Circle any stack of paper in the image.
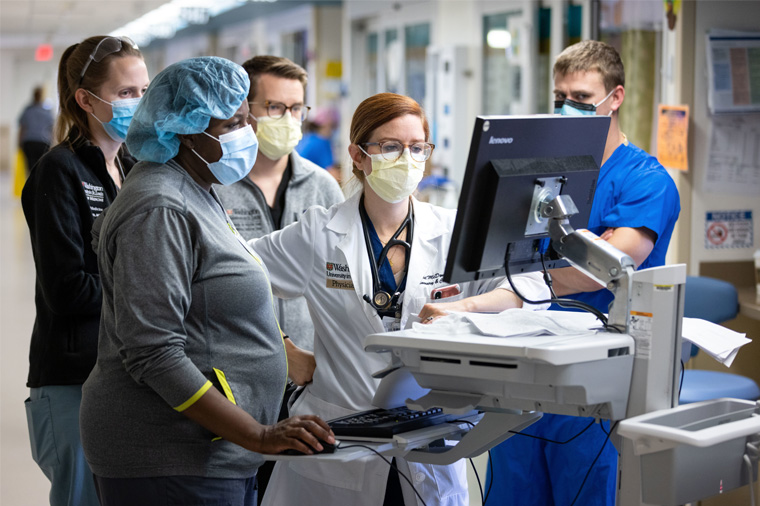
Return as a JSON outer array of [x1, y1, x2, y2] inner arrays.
[[463, 309, 603, 337], [411, 309, 604, 338], [681, 317, 751, 367]]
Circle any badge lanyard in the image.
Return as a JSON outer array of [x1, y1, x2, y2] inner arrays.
[[359, 196, 414, 319]]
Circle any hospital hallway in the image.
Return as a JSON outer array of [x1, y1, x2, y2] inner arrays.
[[0, 171, 50, 505], [2, 2, 758, 501]]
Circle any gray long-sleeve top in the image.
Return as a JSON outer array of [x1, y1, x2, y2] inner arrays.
[[81, 160, 287, 479]]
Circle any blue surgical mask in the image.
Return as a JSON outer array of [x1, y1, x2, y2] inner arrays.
[[192, 125, 258, 185], [554, 88, 615, 116], [87, 90, 140, 142]]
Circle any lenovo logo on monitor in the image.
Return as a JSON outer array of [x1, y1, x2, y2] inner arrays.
[[488, 136, 514, 144]]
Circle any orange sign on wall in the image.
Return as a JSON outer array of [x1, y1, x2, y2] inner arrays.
[[656, 104, 689, 171]]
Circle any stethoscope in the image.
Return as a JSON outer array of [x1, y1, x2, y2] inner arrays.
[[359, 196, 414, 317]]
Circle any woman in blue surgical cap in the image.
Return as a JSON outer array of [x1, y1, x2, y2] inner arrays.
[[21, 35, 148, 506], [79, 56, 333, 506]]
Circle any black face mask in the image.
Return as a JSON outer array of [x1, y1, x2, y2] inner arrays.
[[554, 88, 615, 116], [554, 98, 597, 115]]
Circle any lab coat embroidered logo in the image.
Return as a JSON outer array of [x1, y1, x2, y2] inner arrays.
[[325, 261, 354, 289]]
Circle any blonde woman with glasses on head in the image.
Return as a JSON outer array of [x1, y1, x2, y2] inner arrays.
[[21, 35, 149, 506]]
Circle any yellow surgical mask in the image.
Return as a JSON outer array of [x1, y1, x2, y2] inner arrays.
[[254, 112, 303, 160], [365, 149, 425, 203]]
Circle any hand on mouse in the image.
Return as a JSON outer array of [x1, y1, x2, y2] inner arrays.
[[257, 415, 335, 455]]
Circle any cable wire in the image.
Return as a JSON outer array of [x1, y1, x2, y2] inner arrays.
[[599, 419, 610, 436], [509, 418, 596, 444], [336, 443, 428, 506], [448, 419, 485, 504], [503, 245, 611, 328], [483, 449, 494, 505], [469, 458, 484, 504], [540, 251, 559, 299], [568, 421, 619, 506]]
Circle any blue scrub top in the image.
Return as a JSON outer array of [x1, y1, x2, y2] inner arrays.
[[551, 141, 681, 312], [296, 133, 334, 169], [364, 215, 406, 294]]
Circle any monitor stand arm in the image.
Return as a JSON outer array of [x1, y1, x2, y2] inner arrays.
[[543, 194, 636, 331]]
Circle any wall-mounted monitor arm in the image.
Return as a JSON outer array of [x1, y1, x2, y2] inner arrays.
[[544, 194, 636, 331]]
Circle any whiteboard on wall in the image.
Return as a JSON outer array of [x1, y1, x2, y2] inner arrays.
[[705, 30, 760, 114]]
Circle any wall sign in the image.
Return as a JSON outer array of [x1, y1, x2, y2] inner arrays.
[[656, 104, 689, 171], [704, 210, 754, 249]]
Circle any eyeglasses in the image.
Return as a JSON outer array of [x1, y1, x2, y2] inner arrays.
[[359, 141, 435, 163], [78, 36, 138, 86], [249, 101, 311, 121]]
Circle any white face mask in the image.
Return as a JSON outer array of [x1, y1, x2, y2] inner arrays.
[[364, 149, 425, 203], [254, 112, 303, 160]]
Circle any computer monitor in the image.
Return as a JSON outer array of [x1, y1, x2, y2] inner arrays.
[[444, 115, 610, 284]]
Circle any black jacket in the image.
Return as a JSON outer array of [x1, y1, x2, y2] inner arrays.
[[21, 137, 134, 387]]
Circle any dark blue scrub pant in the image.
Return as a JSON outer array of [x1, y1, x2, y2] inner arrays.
[[485, 414, 617, 506], [94, 475, 258, 506]]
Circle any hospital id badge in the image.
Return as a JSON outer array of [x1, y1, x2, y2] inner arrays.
[[381, 316, 401, 332]]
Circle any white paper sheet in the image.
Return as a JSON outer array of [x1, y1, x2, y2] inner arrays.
[[681, 317, 751, 367], [704, 114, 760, 196], [412, 309, 604, 338]]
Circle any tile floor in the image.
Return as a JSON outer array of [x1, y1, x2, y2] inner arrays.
[[1, 174, 50, 505]]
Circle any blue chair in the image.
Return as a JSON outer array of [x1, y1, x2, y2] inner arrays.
[[679, 276, 760, 403]]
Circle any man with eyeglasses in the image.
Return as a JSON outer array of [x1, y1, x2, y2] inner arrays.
[[214, 55, 343, 503], [217, 55, 343, 355]]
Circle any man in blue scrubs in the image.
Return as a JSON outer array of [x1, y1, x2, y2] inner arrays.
[[486, 40, 681, 506]]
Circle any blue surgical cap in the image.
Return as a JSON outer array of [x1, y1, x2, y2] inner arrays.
[[126, 56, 250, 163]]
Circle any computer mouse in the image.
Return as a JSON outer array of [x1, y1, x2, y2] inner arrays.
[[279, 439, 336, 456]]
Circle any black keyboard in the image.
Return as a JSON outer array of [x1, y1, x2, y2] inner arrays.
[[328, 406, 456, 438]]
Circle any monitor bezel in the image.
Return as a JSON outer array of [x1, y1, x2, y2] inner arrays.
[[443, 114, 610, 284]]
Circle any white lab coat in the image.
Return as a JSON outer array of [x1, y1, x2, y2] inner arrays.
[[253, 192, 549, 506]]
